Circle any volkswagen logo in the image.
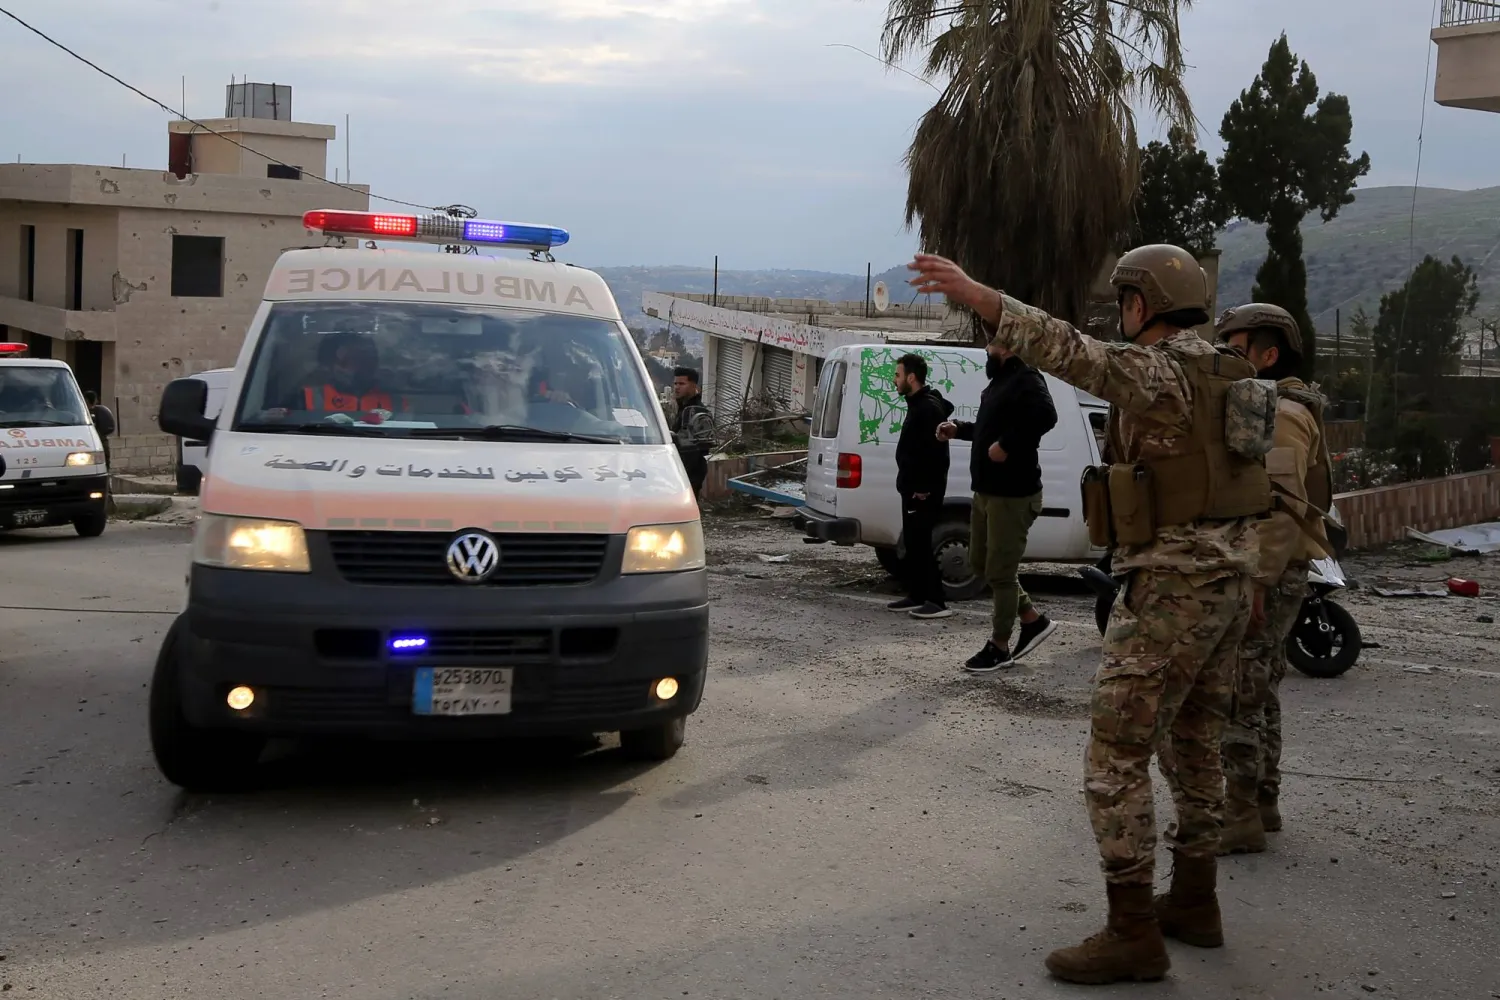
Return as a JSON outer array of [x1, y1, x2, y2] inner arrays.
[[446, 531, 500, 583]]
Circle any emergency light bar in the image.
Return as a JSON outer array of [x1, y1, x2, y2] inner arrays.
[[302, 210, 570, 250], [0, 342, 29, 356]]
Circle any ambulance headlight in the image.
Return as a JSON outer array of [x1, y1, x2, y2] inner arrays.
[[193, 514, 311, 573], [66, 451, 103, 467], [622, 522, 705, 574]]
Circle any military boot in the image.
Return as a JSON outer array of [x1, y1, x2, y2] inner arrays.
[[1153, 852, 1223, 948], [1218, 772, 1268, 855], [1044, 883, 1170, 985], [1259, 793, 1283, 833]]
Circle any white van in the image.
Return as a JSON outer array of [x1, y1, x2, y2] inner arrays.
[[151, 209, 707, 791], [797, 343, 1107, 599], [175, 367, 233, 494], [0, 347, 110, 537]]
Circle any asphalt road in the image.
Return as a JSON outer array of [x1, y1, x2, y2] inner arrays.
[[1, 518, 1496, 999]]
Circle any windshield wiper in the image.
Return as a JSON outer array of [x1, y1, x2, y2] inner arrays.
[[405, 424, 624, 445], [0, 419, 76, 428], [237, 422, 387, 437]]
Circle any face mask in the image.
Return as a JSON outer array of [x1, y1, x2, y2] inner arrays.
[[985, 355, 1007, 380]]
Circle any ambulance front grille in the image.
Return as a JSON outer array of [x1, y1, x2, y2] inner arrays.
[[324, 531, 610, 587]]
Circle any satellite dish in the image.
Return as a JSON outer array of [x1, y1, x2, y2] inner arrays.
[[872, 281, 890, 313]]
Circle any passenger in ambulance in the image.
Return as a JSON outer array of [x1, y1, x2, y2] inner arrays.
[[260, 333, 409, 423]]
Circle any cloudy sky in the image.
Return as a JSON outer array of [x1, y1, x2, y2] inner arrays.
[[2, 0, 1494, 271]]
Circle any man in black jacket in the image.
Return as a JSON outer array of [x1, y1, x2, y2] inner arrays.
[[888, 353, 956, 619], [937, 341, 1060, 672], [671, 367, 715, 499]]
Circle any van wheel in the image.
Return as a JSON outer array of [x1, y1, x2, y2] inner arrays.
[[73, 510, 107, 537], [149, 619, 265, 792], [874, 545, 906, 581], [175, 461, 203, 496], [933, 520, 984, 602], [619, 716, 687, 762]]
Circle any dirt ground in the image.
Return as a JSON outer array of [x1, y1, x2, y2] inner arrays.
[[702, 497, 1500, 914]]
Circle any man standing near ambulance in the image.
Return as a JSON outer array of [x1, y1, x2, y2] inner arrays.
[[1215, 303, 1331, 852], [910, 245, 1273, 985]]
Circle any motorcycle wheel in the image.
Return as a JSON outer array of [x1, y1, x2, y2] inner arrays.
[[1286, 599, 1361, 678]]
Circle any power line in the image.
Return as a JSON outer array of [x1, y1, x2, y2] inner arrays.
[[0, 5, 438, 212]]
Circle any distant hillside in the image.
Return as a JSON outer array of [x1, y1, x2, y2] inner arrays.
[[1217, 185, 1500, 336], [590, 263, 934, 331]]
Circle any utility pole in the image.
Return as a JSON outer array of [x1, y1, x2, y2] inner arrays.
[[712, 256, 719, 307]]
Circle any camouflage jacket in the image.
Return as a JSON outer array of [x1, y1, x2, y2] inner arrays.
[[988, 294, 1258, 578], [1254, 377, 1327, 582]]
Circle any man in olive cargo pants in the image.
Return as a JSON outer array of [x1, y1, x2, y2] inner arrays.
[[937, 341, 1059, 672]]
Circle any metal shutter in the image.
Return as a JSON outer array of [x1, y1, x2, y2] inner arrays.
[[762, 346, 795, 409], [713, 338, 745, 421]]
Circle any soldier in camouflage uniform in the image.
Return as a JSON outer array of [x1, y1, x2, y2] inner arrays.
[[910, 246, 1266, 985], [1216, 304, 1331, 851]]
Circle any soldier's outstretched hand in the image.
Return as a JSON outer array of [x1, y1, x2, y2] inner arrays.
[[909, 255, 990, 311]]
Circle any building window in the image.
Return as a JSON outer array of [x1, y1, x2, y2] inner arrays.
[[19, 225, 35, 302], [267, 164, 302, 180], [66, 228, 84, 310], [171, 235, 224, 297]]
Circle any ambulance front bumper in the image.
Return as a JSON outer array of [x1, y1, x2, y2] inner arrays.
[[172, 535, 709, 738]]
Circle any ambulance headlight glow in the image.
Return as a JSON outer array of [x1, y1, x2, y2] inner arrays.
[[622, 522, 705, 574], [302, 210, 569, 250], [193, 514, 311, 573], [66, 451, 103, 467]]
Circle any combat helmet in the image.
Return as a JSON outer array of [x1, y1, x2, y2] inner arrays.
[[1109, 244, 1211, 319], [1215, 302, 1303, 367]]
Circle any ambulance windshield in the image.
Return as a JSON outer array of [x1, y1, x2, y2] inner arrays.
[[232, 301, 663, 444], [0, 366, 90, 428]]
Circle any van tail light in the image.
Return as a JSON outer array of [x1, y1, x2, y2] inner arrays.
[[836, 452, 862, 489]]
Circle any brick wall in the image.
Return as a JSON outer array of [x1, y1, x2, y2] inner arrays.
[[1336, 468, 1500, 549], [111, 433, 176, 474]]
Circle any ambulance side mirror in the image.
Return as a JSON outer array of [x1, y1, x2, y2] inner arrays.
[[159, 378, 217, 443]]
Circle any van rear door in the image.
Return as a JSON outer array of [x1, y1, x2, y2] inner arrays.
[[804, 354, 847, 515]]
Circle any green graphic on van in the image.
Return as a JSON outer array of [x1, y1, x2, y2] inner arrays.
[[856, 347, 984, 445]]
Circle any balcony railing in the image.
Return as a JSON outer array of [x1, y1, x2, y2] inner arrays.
[[1443, 0, 1500, 26]]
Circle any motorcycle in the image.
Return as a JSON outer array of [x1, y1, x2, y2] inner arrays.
[[1079, 515, 1362, 679]]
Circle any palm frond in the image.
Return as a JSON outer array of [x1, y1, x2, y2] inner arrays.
[[883, 0, 1194, 321]]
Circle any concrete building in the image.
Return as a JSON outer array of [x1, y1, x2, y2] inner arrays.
[[642, 291, 961, 424], [1432, 1, 1500, 112], [0, 83, 367, 472], [645, 250, 1220, 424]]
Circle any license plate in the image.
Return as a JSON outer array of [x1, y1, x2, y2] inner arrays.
[[11, 509, 47, 527], [412, 667, 513, 716]]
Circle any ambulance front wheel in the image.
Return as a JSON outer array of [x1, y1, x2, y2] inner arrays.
[[149, 619, 266, 792], [619, 716, 686, 762], [73, 509, 107, 538]]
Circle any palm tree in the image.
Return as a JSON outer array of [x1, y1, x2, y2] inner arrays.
[[883, 0, 1196, 326]]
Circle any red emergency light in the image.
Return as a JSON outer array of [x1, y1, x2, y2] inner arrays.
[[0, 342, 29, 356], [303, 210, 418, 238]]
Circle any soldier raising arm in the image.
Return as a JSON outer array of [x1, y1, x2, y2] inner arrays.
[[910, 247, 1272, 986]]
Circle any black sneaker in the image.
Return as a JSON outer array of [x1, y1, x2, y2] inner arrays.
[[1012, 615, 1058, 661], [964, 641, 1012, 673], [909, 602, 954, 620], [886, 597, 923, 612]]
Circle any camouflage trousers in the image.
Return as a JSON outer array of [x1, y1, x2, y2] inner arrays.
[[1222, 563, 1308, 803], [1086, 568, 1251, 885]]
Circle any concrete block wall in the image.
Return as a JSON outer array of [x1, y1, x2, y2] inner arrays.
[[110, 434, 177, 474]]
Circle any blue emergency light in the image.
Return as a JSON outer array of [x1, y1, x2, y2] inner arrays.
[[303, 210, 570, 251]]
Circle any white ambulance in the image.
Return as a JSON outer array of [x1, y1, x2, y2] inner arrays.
[[151, 210, 706, 791], [0, 344, 110, 537]]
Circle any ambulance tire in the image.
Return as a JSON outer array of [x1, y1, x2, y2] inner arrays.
[[619, 716, 686, 762], [73, 510, 107, 537], [176, 461, 202, 496], [149, 619, 265, 793]]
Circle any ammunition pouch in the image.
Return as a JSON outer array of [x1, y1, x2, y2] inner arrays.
[[1081, 466, 1112, 548], [1079, 463, 1158, 548]]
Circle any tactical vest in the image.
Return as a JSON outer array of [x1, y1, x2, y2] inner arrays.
[[1092, 343, 1273, 545], [1277, 379, 1332, 513]]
